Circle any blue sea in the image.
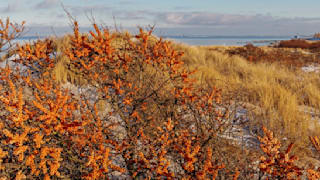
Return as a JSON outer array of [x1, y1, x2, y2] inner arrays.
[[15, 35, 292, 46], [162, 36, 292, 46]]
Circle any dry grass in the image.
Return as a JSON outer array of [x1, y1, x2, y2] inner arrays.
[[51, 36, 320, 150], [29, 32, 320, 156], [173, 42, 320, 151]]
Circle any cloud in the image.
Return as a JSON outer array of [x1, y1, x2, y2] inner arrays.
[[158, 12, 272, 26], [157, 12, 320, 28], [118, 1, 135, 5], [35, 0, 60, 9], [173, 6, 193, 10], [77, 9, 320, 35], [17, 7, 320, 36], [2, 5, 18, 13], [0, 0, 24, 13], [112, 11, 320, 35], [67, 5, 112, 16], [112, 10, 156, 21]]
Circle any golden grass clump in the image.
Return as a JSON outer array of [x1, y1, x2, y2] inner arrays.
[[173, 43, 320, 151]]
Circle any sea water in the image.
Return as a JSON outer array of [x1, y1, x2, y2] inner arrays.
[[163, 36, 291, 46], [13, 35, 291, 46]]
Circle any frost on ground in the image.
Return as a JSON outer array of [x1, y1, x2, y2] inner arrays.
[[301, 64, 320, 73], [219, 104, 261, 149], [63, 81, 263, 151]]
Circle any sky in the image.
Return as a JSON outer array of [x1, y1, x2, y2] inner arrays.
[[1, 0, 320, 36]]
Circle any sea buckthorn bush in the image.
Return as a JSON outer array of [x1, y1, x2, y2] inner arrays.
[[1, 18, 320, 180], [0, 18, 229, 179]]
